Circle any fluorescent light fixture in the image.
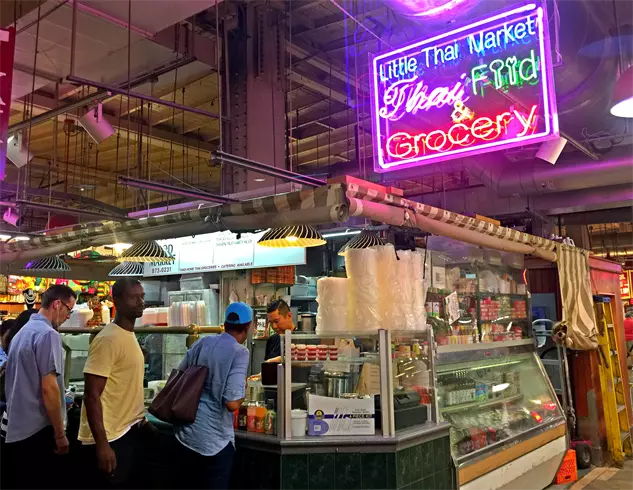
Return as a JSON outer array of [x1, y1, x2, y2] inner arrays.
[[0, 234, 11, 240], [322, 229, 362, 239], [254, 178, 266, 182], [13, 236, 30, 241]]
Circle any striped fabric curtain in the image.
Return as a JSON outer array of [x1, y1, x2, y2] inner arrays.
[[556, 244, 598, 350]]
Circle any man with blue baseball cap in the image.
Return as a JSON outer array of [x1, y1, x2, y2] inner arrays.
[[173, 302, 252, 489]]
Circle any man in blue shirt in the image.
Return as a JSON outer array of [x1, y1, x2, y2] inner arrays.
[[3, 284, 77, 489], [174, 302, 251, 489]]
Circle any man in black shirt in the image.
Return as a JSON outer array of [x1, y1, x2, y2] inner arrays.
[[264, 299, 295, 362]]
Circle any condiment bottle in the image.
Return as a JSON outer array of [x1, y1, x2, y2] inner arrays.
[[255, 402, 266, 433], [247, 401, 257, 432], [264, 399, 276, 436]]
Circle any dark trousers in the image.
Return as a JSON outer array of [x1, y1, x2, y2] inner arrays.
[[80, 426, 143, 489], [2, 425, 65, 489], [176, 441, 235, 490]]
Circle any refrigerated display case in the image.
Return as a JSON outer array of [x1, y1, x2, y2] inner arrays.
[[436, 340, 567, 490]]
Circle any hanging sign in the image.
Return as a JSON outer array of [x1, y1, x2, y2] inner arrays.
[[0, 27, 16, 181], [370, 3, 558, 172], [144, 230, 306, 276]]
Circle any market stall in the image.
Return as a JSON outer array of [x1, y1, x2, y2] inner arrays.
[[2, 177, 582, 490]]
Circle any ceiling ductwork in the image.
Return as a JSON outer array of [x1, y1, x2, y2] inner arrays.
[[467, 154, 633, 198]]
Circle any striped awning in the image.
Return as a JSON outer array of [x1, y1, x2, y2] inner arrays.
[[0, 184, 349, 262], [345, 182, 558, 255]]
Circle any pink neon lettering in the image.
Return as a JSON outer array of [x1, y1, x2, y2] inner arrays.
[[379, 75, 469, 121], [386, 105, 538, 159]]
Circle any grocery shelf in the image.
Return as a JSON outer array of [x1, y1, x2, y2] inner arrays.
[[440, 393, 523, 415]]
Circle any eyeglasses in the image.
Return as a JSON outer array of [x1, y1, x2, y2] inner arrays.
[[59, 300, 74, 316]]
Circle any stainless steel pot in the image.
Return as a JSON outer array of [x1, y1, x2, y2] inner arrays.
[[299, 313, 316, 332], [324, 371, 352, 398]]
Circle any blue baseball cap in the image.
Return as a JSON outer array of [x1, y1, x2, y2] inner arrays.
[[224, 302, 253, 324]]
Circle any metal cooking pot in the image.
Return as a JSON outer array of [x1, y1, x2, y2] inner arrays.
[[324, 371, 352, 398], [299, 313, 316, 332]]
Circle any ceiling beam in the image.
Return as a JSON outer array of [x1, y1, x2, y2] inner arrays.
[[286, 42, 353, 85], [293, 0, 328, 13], [287, 72, 350, 105], [18, 93, 216, 158]]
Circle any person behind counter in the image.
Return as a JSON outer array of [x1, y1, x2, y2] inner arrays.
[[264, 299, 295, 362], [2, 285, 77, 489], [173, 302, 251, 490], [78, 278, 150, 489]]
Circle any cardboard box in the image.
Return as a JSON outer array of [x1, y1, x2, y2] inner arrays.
[[307, 394, 375, 436]]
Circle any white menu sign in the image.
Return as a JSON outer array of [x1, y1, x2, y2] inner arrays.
[[144, 230, 306, 276]]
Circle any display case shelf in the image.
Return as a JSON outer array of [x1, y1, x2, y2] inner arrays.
[[440, 393, 523, 415]]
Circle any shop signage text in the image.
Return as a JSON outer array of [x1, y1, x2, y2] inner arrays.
[[143, 230, 306, 277], [370, 4, 558, 172]]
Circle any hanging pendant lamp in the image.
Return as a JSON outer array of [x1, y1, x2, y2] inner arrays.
[[338, 231, 387, 256], [117, 240, 173, 263], [22, 256, 71, 273], [108, 262, 144, 277], [610, 65, 633, 118], [257, 225, 326, 248]]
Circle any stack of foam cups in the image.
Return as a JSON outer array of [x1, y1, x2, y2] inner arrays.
[[396, 251, 416, 330], [345, 248, 380, 332], [412, 251, 427, 331], [376, 245, 404, 330], [316, 277, 349, 334]]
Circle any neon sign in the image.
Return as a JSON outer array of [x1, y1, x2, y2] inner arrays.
[[370, 4, 558, 172]]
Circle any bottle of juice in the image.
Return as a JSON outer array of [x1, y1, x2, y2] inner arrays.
[[247, 401, 256, 432], [255, 402, 266, 433], [264, 399, 276, 436]]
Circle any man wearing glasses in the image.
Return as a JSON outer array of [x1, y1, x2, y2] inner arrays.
[[3, 284, 77, 488]]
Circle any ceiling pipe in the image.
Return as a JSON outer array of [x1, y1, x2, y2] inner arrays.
[[8, 56, 196, 136], [15, 200, 130, 222], [211, 151, 327, 188], [468, 154, 633, 197], [118, 176, 238, 204], [126, 182, 300, 219], [0, 183, 125, 215], [67, 75, 227, 121]]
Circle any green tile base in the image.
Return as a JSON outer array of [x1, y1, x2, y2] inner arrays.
[[232, 435, 456, 490]]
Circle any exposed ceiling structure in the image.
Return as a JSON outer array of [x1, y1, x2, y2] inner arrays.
[[1, 0, 632, 258]]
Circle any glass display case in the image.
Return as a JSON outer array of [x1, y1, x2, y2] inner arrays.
[[436, 341, 566, 488], [279, 329, 436, 438], [282, 330, 388, 438], [391, 330, 436, 432], [426, 236, 531, 345]]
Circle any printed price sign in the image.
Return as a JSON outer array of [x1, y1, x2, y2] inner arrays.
[[370, 4, 558, 172]]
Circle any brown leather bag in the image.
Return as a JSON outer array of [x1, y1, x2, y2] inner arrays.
[[148, 346, 208, 424]]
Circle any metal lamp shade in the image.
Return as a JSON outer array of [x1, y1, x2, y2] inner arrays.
[[117, 240, 173, 263], [338, 231, 387, 256], [109, 262, 144, 277], [611, 66, 633, 118], [22, 256, 71, 273], [257, 225, 326, 248]]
